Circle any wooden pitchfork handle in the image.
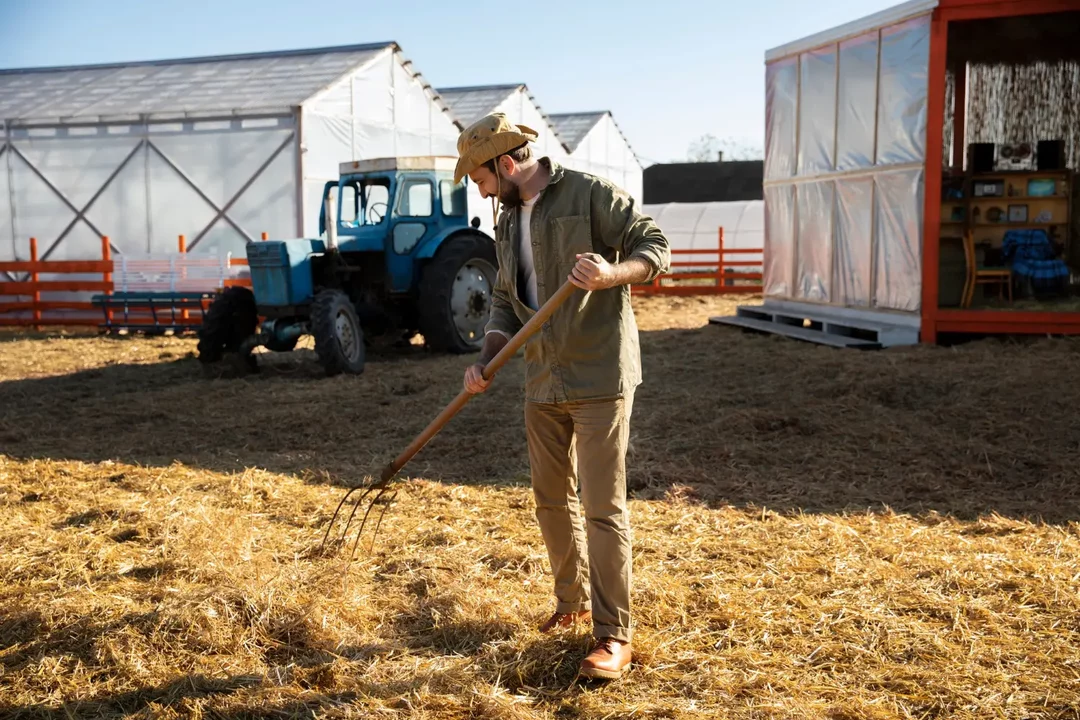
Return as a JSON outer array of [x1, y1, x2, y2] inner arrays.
[[378, 279, 579, 484]]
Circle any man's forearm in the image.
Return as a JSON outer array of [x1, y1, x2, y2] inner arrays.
[[610, 256, 657, 287], [477, 330, 510, 367]]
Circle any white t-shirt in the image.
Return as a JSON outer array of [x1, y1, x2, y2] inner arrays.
[[486, 191, 542, 341], [517, 191, 541, 311]]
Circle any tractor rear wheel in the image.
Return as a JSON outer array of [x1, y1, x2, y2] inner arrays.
[[311, 289, 365, 376], [197, 286, 258, 370], [417, 233, 498, 354]]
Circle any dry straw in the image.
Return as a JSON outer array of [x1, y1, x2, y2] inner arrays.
[[1, 294, 1079, 718]]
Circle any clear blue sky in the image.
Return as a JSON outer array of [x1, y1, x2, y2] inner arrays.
[[0, 0, 898, 165]]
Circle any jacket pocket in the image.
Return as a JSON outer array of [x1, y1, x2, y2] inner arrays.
[[494, 228, 518, 279], [550, 215, 593, 266]]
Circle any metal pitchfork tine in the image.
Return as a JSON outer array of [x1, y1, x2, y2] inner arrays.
[[321, 279, 580, 563]]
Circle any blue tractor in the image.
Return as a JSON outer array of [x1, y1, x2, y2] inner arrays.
[[196, 156, 497, 376]]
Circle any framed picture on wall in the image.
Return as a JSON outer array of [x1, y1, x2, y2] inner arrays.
[[974, 180, 1005, 197], [1008, 204, 1028, 223], [1027, 179, 1056, 197]]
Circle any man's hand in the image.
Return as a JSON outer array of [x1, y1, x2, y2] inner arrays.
[[569, 252, 617, 291], [464, 332, 508, 394], [568, 253, 656, 291], [463, 362, 491, 394]]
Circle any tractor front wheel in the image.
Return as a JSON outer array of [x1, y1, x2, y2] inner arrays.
[[417, 233, 498, 354], [311, 289, 365, 376], [197, 286, 258, 371]]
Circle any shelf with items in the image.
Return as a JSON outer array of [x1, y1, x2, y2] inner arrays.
[[937, 168, 1074, 307], [939, 169, 1072, 244], [968, 171, 1071, 265], [970, 194, 1066, 202]]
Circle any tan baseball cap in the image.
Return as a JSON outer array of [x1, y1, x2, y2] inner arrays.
[[454, 112, 538, 184]]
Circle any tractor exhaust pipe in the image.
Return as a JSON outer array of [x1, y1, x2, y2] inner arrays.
[[325, 192, 338, 250]]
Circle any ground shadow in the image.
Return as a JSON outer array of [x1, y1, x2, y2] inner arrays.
[[0, 330, 100, 345], [0, 608, 265, 718], [391, 583, 520, 657], [0, 600, 575, 717], [382, 575, 592, 692], [0, 674, 266, 719], [2, 325, 1079, 523]]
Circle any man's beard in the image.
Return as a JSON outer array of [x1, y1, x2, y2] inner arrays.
[[497, 174, 523, 207]]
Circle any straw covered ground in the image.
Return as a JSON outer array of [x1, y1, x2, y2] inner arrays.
[[2, 294, 1079, 719]]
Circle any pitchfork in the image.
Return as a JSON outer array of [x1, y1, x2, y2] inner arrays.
[[321, 280, 578, 564]]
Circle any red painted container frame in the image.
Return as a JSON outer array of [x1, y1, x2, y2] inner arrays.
[[920, 0, 1080, 342]]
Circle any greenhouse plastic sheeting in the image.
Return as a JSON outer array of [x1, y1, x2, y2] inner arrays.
[[0, 144, 11, 264], [764, 185, 795, 298], [798, 46, 837, 175], [836, 32, 879, 171], [2, 122, 297, 261], [874, 168, 923, 311], [762, 8, 930, 311], [301, 50, 459, 236], [493, 89, 567, 163], [765, 57, 798, 181], [549, 111, 642, 202], [564, 113, 642, 204], [876, 15, 930, 166], [834, 177, 874, 306], [796, 181, 833, 302], [150, 126, 296, 237]]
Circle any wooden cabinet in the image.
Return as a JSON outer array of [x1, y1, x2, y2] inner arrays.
[[940, 169, 1072, 263]]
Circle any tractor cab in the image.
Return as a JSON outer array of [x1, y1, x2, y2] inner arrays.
[[198, 156, 498, 377], [318, 157, 479, 294]]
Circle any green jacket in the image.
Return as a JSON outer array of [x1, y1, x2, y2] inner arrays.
[[485, 158, 671, 403]]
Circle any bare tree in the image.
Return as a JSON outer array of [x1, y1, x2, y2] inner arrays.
[[687, 134, 763, 162]]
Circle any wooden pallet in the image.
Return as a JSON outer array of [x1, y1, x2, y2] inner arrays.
[[709, 301, 920, 349]]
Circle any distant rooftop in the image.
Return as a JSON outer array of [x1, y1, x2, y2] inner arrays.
[[0, 43, 397, 123], [644, 160, 764, 204], [548, 112, 608, 152], [435, 84, 522, 127]]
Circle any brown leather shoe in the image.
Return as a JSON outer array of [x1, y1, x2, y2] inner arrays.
[[538, 609, 591, 633], [578, 637, 631, 680]]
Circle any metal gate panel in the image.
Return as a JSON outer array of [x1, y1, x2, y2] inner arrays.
[[7, 147, 78, 262], [145, 147, 218, 254], [1, 116, 298, 266], [227, 144, 300, 250]]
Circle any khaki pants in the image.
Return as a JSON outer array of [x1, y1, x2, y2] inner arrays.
[[524, 393, 634, 643]]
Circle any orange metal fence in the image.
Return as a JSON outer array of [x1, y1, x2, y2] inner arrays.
[[0, 236, 253, 330], [632, 227, 763, 296], [3, 227, 756, 330]]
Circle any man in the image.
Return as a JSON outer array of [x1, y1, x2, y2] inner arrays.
[[455, 113, 670, 680]]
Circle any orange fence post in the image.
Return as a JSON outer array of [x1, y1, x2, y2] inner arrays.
[[102, 236, 113, 324], [29, 237, 41, 330], [627, 224, 764, 297], [717, 227, 725, 289], [178, 234, 190, 323], [0, 236, 126, 328]]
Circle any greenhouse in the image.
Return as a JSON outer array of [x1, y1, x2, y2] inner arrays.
[[643, 200, 763, 274], [550, 111, 644, 204], [0, 43, 459, 265]]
